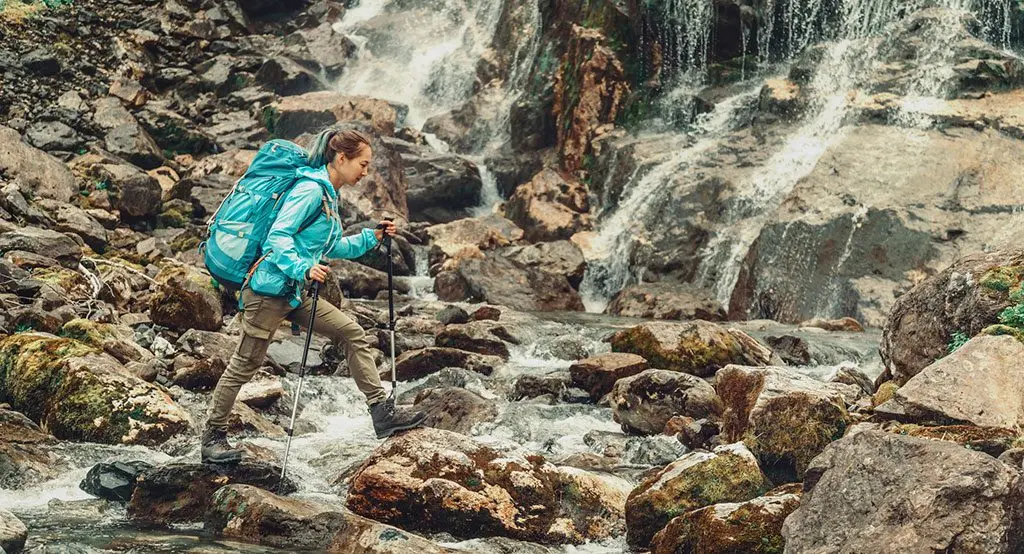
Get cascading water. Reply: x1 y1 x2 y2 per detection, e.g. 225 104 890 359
581 0 1021 315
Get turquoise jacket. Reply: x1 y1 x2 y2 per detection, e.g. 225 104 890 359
247 165 379 307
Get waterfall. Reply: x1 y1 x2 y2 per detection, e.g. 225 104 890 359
580 0 1020 314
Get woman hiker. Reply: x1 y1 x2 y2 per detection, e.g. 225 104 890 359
202 128 427 464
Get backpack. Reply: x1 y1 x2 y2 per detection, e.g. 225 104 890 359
202 139 326 291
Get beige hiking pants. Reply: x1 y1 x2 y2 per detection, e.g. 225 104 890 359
207 288 386 431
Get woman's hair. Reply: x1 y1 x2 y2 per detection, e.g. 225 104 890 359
307 128 371 167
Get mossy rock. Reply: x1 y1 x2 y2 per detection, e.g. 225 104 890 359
979 265 1024 293
885 423 1022 456
149 265 223 331
982 323 1024 344
625 443 770 549
0 333 191 445
31 266 92 300
59 319 152 363
650 485 801 554
611 321 772 378
872 381 899 407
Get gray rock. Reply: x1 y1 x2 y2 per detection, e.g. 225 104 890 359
25 120 81 152
413 386 499 434
610 369 723 435
501 240 587 289
436 305 470 325
254 55 326 96
0 227 82 268
381 137 482 222
0 126 78 201
783 430 1024 553
436 251 584 312
0 509 27 554
36 199 109 252
104 123 165 170
22 48 59 75
608 282 726 321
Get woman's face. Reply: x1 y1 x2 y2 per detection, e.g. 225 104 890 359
330 145 373 187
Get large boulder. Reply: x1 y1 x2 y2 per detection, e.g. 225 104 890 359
148 265 223 331
206 484 458 553
128 462 296 525
269 92 405 138
382 137 482 222
610 321 772 377
347 428 629 544
412 386 499 434
625 443 770 549
0 509 27 554
610 369 723 435
608 283 727 321
426 214 524 270
0 125 78 201
503 168 591 242
716 365 856 484
881 249 1024 385
569 352 649 401
0 227 82 269
0 334 192 445
650 485 802 554
436 252 585 312
391 347 501 381
0 407 64 489
782 430 1024 553
501 240 587 289
875 336 1024 429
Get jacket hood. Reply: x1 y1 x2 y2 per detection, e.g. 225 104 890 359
295 165 337 200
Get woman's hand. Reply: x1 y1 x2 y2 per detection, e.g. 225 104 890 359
306 264 330 283
374 219 397 242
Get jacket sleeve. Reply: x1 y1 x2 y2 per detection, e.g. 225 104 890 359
264 181 321 282
327 227 380 260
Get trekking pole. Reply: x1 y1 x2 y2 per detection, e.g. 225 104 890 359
281 281 320 483
384 228 397 398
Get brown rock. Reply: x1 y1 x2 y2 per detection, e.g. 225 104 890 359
0 408 65 489
149 265 223 331
569 352 649 401
271 92 404 138
610 321 772 377
610 369 723 435
504 168 591 242
800 316 865 332
434 321 516 359
608 283 727 321
413 387 499 434
391 347 501 381
0 125 78 201
426 214 524 270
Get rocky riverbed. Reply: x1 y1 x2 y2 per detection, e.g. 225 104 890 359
2 0 1024 552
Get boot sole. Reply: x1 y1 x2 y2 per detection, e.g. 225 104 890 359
375 412 428 439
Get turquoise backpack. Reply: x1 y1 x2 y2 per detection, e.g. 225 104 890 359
203 139 326 291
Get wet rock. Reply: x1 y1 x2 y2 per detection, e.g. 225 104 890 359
554 26 629 174
0 126 78 201
608 283 727 321
569 352 649 401
80 460 153 502
800 316 865 332
716 365 856 484
149 265 223 331
511 372 572 402
501 240 587 289
287 22 355 80
413 387 499 434
625 443 770 549
436 305 470 325
782 430 1024 553
238 372 284 409
396 368 491 406
269 92 405 139
437 252 585 312
0 408 63 489
205 484 458 553
434 321 516 359
0 509 27 554
650 485 802 554
610 321 772 378
875 336 1024 430
764 334 811 365
503 168 591 242
426 214 524 270
347 428 628 544
392 347 501 381
0 227 82 269
473 305 502 321
328 259 411 299
610 369 723 435
881 249 1023 385
60 319 153 364
170 329 237 390
0 333 192 445
46 498 112 523
228 402 285 438
383 137 482 222
128 462 296 525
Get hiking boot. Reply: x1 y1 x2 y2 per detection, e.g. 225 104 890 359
201 427 243 464
370 397 427 439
